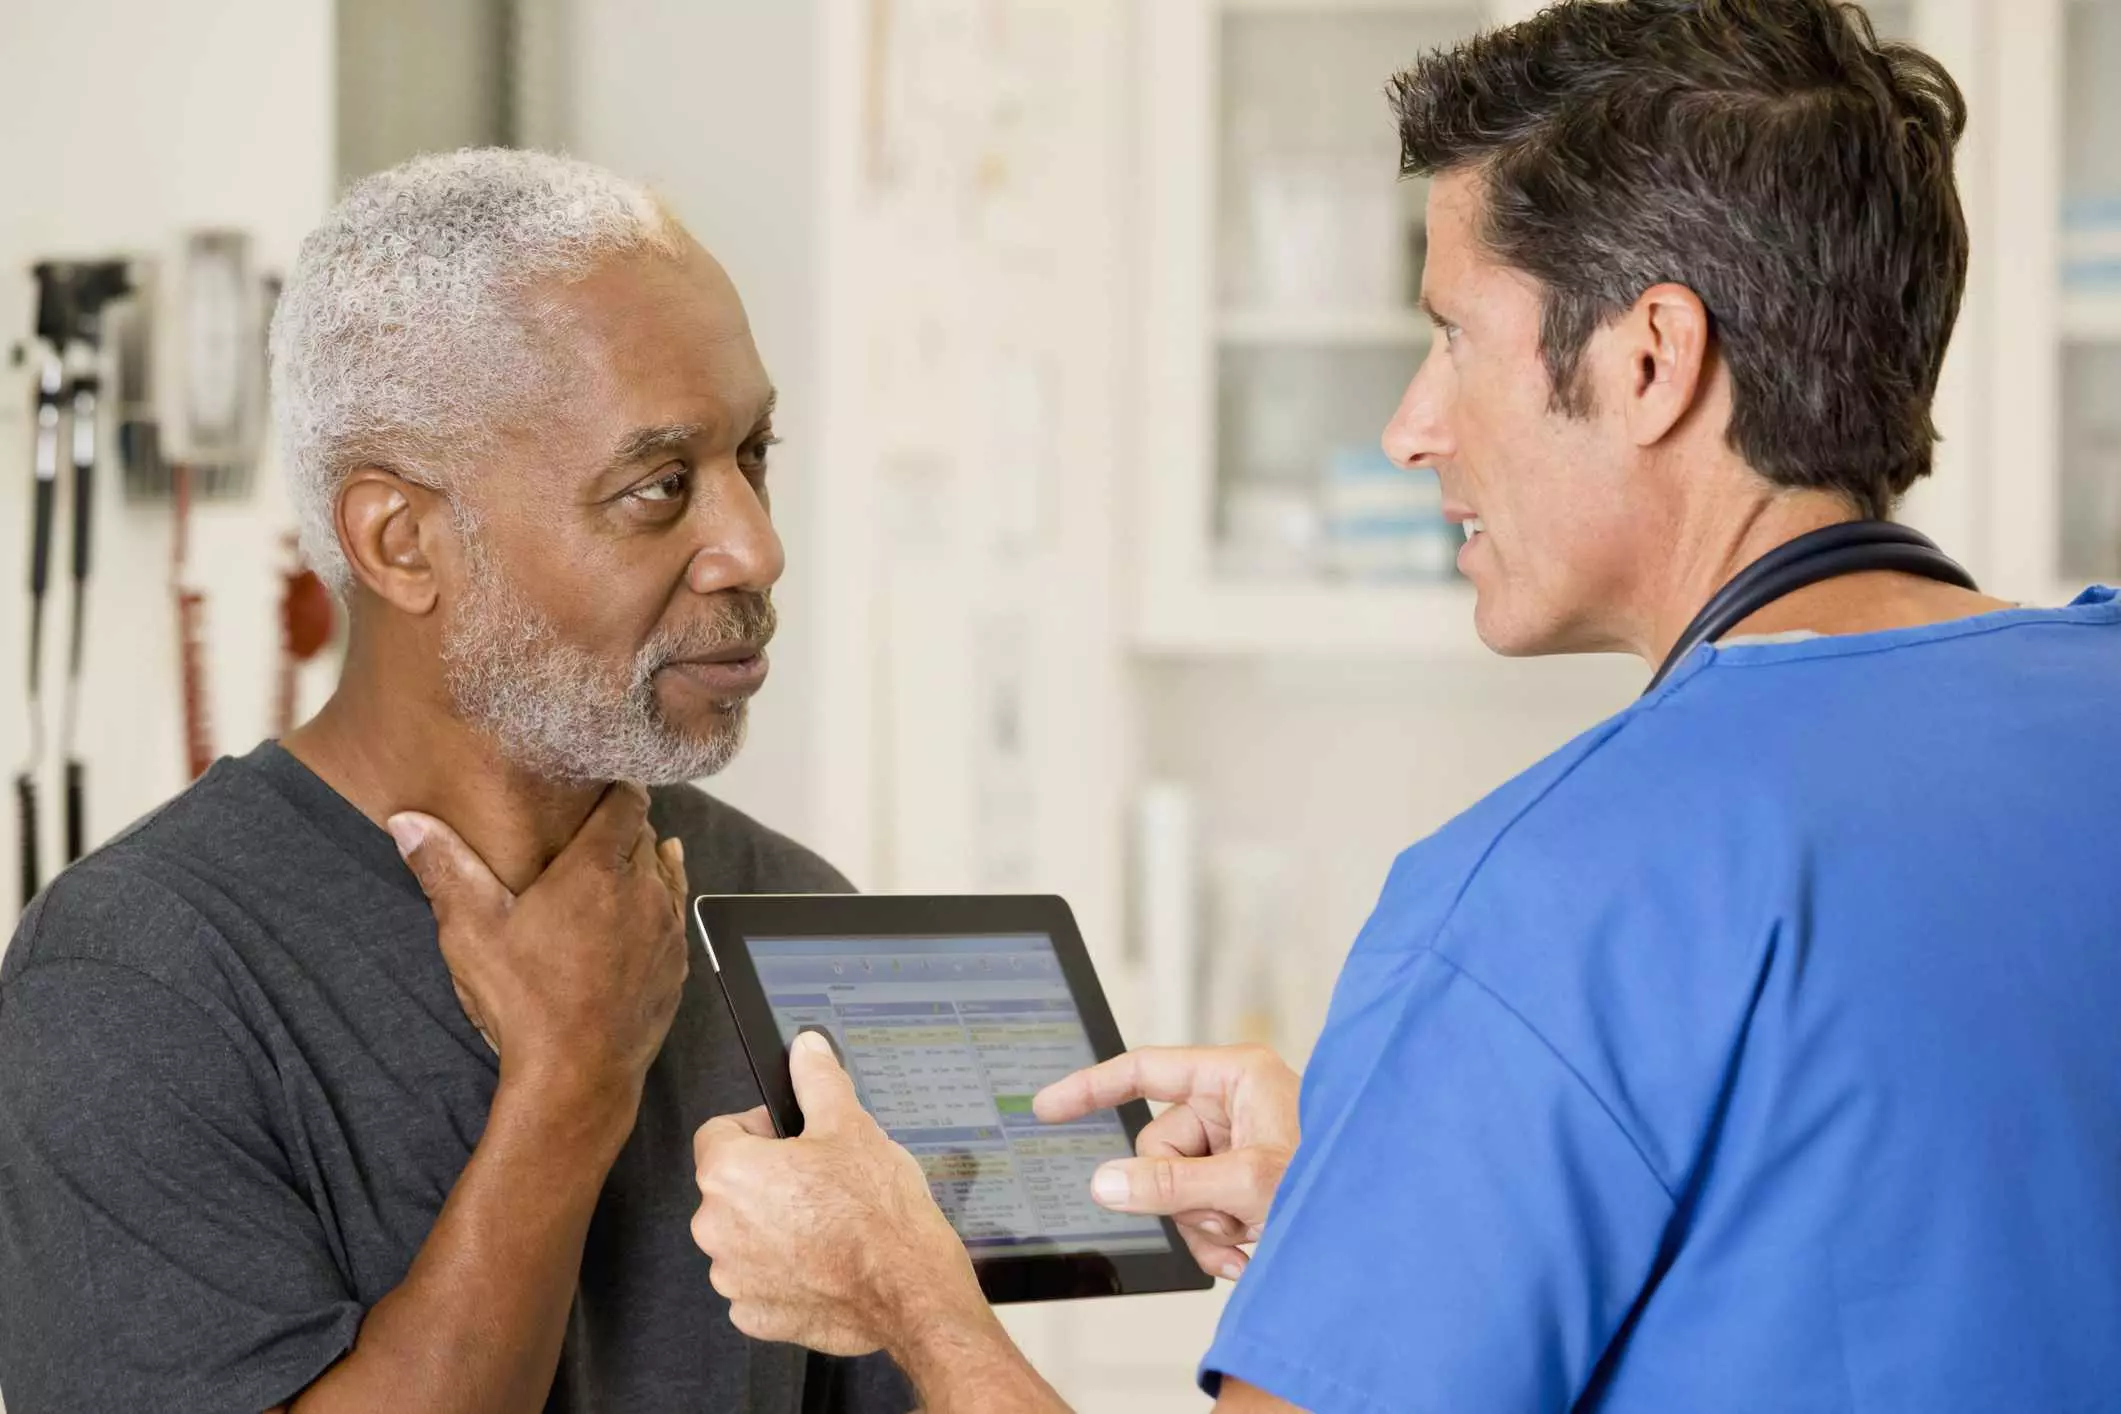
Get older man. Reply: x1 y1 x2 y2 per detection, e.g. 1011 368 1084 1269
688 3 2121 1412
0 151 909 1413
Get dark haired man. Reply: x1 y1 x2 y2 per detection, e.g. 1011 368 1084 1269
684 2 2121 1411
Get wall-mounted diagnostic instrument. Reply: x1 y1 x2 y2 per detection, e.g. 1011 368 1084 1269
18 259 131 910
17 230 286 912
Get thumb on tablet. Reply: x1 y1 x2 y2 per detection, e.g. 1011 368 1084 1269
789 1028 861 1131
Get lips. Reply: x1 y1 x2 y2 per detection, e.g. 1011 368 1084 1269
1443 505 1487 575
660 644 770 699
672 640 768 666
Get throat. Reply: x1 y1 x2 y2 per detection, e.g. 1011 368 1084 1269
285 690 611 895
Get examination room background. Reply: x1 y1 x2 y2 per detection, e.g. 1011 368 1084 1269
2 1 2114 1408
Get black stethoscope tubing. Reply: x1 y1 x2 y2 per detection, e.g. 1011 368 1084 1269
1644 520 1979 695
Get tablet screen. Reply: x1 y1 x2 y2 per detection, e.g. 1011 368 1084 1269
751 933 1174 1259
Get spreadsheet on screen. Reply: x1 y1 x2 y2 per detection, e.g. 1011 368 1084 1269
752 934 1170 1257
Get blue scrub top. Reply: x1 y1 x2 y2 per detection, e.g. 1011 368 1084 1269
1202 589 2121 1412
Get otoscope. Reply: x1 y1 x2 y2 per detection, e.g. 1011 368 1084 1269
19 259 131 909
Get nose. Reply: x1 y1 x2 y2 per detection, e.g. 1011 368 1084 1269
1381 343 1454 470
685 463 785 597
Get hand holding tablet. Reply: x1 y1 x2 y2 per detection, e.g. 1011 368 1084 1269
690 1026 985 1356
690 894 1214 1303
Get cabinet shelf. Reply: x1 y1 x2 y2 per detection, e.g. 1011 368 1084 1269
1218 0 1485 13
1134 579 1484 657
1217 306 1433 347
2062 291 2121 342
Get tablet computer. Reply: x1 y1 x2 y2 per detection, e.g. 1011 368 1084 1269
691 893 1214 1304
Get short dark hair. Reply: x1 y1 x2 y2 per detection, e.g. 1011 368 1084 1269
1392 0 1968 518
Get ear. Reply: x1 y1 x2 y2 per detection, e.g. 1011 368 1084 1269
336 467 457 616
1618 282 1713 449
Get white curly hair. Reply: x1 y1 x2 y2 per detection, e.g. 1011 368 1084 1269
269 148 682 592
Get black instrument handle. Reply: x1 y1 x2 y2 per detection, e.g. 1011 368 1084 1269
70 423 95 588
17 775 39 912
68 454 93 678
29 475 55 600
65 759 85 865
28 476 55 693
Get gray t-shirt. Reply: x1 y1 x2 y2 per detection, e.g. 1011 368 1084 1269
0 742 913 1414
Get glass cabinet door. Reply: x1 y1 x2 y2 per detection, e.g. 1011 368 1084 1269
1210 4 1486 588
2061 0 2121 583
1866 1 1915 38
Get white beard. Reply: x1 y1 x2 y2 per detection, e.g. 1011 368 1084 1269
440 538 761 786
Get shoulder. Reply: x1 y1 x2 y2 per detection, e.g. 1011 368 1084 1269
0 760 297 1026
1315 689 1798 1187
7 822 213 978
3 853 244 1022
1361 684 1801 967
648 784 854 895
0 862 277 1120
9 752 297 953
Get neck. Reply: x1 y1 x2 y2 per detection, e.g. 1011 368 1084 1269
284 621 605 895
1631 489 2012 668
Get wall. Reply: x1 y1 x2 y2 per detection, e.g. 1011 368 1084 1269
0 1 829 906
338 0 511 180
0 2 335 943
1136 654 1641 1065
797 1 1150 1396
0 12 331 1414
555 0 834 855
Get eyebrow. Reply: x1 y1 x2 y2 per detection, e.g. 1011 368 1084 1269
596 390 780 478
1418 294 1451 327
605 423 702 471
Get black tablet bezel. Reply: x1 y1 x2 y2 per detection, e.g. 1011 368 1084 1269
690 892 1213 1305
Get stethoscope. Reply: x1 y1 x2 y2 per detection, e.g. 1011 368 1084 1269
1645 520 1979 695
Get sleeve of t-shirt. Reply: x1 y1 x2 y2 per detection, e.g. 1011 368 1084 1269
1197 944 1676 1413
0 952 363 1411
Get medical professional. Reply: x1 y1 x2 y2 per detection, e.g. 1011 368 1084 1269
688 1 2121 1410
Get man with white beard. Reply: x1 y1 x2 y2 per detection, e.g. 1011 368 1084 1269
0 150 912 1414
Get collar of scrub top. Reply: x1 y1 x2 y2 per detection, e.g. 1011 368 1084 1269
1646 520 1978 696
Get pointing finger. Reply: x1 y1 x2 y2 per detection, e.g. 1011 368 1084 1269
1088 1147 1280 1225
1035 1046 1221 1123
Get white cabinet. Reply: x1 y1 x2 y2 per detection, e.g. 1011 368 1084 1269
2060 0 2121 583
1137 0 1534 658
1137 0 2118 662
1871 0 2121 600
1900 0 2121 600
